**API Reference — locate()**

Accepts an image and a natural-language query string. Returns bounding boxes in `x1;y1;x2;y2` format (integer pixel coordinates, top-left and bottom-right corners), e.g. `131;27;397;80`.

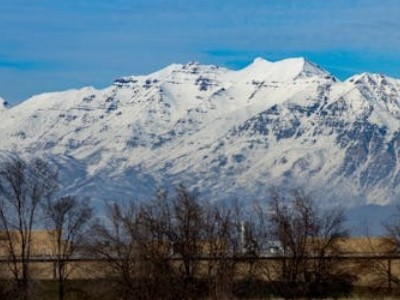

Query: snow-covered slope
1;57;400;208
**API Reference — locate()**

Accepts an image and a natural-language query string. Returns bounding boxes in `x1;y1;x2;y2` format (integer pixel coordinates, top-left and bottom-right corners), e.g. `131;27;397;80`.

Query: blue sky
1;0;400;104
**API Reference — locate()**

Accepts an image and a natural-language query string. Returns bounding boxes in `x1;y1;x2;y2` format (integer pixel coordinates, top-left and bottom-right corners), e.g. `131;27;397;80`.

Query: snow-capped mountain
1;57;400;210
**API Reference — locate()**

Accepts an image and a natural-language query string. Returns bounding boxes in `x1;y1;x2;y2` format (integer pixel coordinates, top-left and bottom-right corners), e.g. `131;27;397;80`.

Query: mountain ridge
1;57;400;211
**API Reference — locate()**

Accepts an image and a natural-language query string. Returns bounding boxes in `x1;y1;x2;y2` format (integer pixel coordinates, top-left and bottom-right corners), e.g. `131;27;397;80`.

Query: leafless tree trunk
45;195;92;300
170;185;204;296
0;157;58;300
203;202;236;298
136;189;177;300
88;200;141;300
139;185;207;299
203;199;260;299
363;206;400;294
267;188;351;299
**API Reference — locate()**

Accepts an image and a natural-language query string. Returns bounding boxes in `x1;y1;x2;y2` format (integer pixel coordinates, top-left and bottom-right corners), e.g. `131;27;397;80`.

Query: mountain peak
240;56;334;82
113;61;230;88
252;57;273;66
241;57;272;72
274;57;334;80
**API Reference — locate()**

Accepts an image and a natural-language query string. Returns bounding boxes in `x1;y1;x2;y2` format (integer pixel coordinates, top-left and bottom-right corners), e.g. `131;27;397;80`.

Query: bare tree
267;189;352;299
202;200;259;299
170;185;205;296
0;157;58;300
134;186;223;299
45;195;93;300
138;185;208;299
202;202;236;298
88;200;141;300
136;189;177;300
362;206;400;294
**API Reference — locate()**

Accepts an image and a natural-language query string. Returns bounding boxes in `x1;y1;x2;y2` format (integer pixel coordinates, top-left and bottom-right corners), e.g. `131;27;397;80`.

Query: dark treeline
85;186;354;300
0;157;92;300
0;157;398;300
